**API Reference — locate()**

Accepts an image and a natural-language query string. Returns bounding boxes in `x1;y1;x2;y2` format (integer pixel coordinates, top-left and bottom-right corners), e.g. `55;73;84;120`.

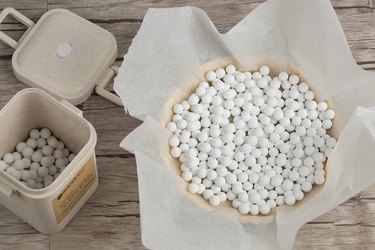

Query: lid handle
95;65;125;107
0;8;35;49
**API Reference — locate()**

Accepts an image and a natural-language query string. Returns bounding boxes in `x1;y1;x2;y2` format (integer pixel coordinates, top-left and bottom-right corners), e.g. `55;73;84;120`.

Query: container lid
0;8;118;105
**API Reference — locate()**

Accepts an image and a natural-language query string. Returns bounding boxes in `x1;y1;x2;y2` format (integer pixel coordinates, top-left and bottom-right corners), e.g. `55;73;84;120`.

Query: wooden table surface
0;0;375;249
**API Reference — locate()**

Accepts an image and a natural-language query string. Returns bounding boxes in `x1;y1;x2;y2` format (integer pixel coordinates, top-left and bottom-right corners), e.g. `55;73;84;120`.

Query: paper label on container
52;156;96;224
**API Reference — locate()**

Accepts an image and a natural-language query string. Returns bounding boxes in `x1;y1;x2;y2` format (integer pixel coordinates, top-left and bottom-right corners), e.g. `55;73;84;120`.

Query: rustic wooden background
0;0;374;249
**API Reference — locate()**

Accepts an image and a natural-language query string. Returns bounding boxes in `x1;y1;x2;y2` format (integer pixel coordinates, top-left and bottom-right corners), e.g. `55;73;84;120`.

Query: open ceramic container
0;89;97;234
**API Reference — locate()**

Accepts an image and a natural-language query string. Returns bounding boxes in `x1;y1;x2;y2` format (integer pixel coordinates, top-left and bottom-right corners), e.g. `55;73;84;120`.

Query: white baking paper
114;0;375;249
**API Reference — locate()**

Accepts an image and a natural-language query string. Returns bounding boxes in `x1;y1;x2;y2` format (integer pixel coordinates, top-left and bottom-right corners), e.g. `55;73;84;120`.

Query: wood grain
49;157;145;250
0;0;375;249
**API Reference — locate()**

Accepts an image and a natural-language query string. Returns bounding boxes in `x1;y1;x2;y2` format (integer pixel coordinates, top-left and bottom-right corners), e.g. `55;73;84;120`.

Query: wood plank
0;0;374;249
0;207;49;250
50;156;144;249
295;184;375;249
331;0;372;8
50;215;144;250
0;59;27;102
0;2;61;29
45;0;373;19
0;0;47;10
335;8;375;64
296;222;375;249
77;156;140;211
0;1;47;18
79;95;142;156
0;29;24;57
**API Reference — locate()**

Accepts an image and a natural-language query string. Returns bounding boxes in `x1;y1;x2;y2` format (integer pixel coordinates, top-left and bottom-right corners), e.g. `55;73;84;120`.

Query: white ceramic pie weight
114;0;375;249
0;7;122;234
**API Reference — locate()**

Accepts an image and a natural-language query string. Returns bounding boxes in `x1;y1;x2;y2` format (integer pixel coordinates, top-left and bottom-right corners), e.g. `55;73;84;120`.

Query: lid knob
56;43;72;58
